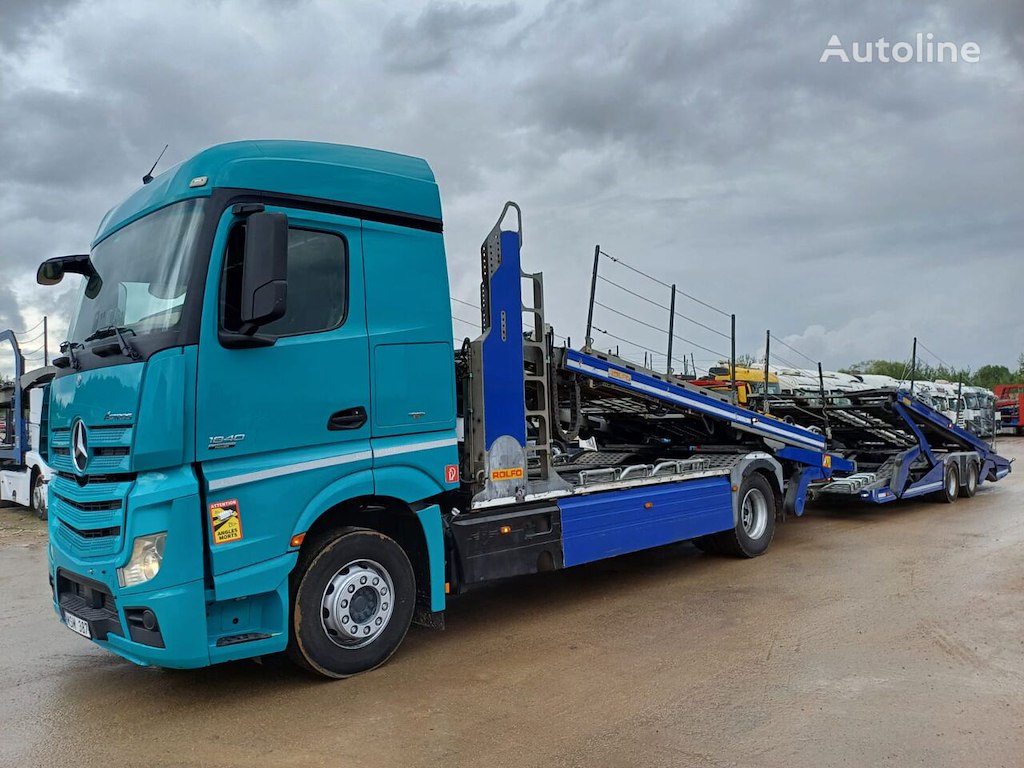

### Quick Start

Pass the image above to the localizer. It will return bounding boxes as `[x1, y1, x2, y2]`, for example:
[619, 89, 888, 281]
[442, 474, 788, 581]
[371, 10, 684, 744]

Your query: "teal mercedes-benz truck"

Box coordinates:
[40, 140, 861, 678]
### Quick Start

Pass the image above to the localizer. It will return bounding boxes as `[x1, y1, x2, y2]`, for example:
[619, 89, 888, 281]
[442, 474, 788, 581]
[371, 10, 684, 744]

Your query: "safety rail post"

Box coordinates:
[763, 329, 771, 414]
[584, 245, 600, 352]
[818, 361, 830, 437]
[730, 313, 737, 403]
[910, 337, 917, 393]
[666, 284, 677, 376]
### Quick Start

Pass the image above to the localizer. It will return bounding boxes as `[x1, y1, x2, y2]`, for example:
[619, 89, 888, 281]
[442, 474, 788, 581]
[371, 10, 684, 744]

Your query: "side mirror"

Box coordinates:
[240, 212, 288, 332]
[37, 254, 103, 298]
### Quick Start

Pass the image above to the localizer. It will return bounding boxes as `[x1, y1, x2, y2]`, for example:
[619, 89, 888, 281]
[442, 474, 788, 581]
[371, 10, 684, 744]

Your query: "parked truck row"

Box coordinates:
[994, 383, 1024, 435]
[0, 330, 52, 518]
[759, 367, 1000, 438]
[30, 140, 1013, 679]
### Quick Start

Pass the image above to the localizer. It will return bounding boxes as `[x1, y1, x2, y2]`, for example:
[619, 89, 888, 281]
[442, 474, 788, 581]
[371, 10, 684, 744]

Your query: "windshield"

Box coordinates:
[68, 199, 206, 344]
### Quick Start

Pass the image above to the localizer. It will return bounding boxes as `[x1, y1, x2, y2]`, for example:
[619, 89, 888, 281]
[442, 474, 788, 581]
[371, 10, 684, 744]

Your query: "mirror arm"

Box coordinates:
[218, 329, 276, 349]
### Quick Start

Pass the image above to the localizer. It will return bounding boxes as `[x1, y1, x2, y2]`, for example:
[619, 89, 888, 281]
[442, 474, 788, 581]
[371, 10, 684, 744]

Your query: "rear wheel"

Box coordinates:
[713, 473, 776, 558]
[30, 474, 46, 520]
[959, 462, 978, 498]
[287, 528, 415, 679]
[934, 463, 959, 504]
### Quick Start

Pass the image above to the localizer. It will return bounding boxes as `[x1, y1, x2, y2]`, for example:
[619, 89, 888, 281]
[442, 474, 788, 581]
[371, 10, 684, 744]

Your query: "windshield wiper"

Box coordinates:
[55, 340, 83, 370]
[84, 325, 141, 361]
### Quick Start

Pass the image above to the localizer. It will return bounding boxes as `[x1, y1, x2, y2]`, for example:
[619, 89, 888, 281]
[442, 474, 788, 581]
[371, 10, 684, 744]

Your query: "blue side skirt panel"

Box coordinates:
[557, 477, 734, 568]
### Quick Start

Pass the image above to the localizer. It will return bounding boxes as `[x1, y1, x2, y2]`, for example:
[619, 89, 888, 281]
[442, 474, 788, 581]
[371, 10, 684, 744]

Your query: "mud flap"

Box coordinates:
[784, 466, 826, 517]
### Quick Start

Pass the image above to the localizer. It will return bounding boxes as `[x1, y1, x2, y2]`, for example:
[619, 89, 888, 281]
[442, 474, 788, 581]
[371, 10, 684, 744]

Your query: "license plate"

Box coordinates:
[64, 611, 91, 639]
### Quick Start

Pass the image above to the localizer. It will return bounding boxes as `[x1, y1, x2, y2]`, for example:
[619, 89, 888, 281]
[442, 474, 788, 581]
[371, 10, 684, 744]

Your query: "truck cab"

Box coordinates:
[40, 141, 458, 674]
[994, 383, 1024, 433]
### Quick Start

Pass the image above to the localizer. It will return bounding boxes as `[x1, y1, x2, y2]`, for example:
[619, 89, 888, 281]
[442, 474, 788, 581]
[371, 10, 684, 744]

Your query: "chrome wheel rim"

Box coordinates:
[967, 466, 977, 493]
[320, 559, 395, 649]
[947, 469, 958, 498]
[32, 480, 44, 512]
[740, 488, 769, 540]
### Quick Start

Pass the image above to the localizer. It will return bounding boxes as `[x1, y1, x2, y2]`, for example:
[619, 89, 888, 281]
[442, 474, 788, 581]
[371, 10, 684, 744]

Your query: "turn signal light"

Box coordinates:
[290, 533, 306, 548]
[499, 525, 512, 534]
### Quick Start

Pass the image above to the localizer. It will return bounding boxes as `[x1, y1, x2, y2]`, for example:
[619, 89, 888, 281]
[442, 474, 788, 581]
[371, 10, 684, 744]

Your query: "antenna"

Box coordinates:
[142, 144, 169, 185]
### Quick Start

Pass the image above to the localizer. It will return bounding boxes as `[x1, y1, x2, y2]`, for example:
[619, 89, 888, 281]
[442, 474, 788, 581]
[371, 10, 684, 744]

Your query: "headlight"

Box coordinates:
[117, 533, 167, 588]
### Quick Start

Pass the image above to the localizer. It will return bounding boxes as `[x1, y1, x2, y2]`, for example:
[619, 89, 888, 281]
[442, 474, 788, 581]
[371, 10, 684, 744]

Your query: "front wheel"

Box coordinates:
[287, 528, 415, 679]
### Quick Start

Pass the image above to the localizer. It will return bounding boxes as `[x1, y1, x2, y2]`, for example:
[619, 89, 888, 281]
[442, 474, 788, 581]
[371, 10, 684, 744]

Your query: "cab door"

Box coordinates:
[196, 205, 371, 575]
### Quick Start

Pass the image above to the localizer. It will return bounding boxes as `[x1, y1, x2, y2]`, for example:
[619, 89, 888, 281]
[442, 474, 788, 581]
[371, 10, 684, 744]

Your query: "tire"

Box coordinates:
[934, 463, 959, 504]
[287, 528, 415, 679]
[713, 473, 776, 558]
[30, 474, 47, 520]
[959, 462, 978, 499]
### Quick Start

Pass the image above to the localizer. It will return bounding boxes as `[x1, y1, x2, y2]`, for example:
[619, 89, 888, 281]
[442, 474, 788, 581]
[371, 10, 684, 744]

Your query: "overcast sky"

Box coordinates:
[1, 0, 1022, 378]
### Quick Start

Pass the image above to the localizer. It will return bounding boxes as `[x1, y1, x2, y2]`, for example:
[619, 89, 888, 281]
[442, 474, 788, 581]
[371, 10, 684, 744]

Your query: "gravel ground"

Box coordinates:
[2, 439, 1022, 768]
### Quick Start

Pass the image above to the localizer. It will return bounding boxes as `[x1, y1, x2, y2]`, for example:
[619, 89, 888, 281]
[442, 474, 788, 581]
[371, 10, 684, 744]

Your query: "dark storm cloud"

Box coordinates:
[0, 0, 75, 47]
[0, 0, 1021, 378]
[381, 2, 519, 73]
[0, 284, 25, 332]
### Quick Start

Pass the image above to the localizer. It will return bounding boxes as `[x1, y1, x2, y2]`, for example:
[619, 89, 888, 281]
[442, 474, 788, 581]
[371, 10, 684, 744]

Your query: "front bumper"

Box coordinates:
[51, 567, 210, 668]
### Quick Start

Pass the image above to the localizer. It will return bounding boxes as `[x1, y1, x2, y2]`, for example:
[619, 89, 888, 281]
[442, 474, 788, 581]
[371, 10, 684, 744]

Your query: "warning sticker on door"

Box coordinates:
[209, 499, 243, 545]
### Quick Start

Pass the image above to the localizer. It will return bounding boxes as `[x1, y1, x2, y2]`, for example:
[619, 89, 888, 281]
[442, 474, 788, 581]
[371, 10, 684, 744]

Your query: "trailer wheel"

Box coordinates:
[287, 528, 415, 679]
[959, 462, 978, 499]
[716, 473, 776, 558]
[30, 474, 46, 520]
[934, 463, 959, 504]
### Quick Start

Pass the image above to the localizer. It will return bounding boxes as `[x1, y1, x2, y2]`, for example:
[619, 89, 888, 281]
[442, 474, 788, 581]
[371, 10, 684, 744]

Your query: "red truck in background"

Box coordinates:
[994, 384, 1024, 434]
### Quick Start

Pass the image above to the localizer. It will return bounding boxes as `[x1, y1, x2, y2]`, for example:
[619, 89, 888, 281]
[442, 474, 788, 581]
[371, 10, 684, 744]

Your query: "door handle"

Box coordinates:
[328, 406, 367, 431]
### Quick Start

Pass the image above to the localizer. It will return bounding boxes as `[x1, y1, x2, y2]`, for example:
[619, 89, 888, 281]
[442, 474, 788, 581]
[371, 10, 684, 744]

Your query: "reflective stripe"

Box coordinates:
[901, 481, 943, 497]
[208, 450, 373, 492]
[373, 437, 458, 458]
[206, 437, 458, 492]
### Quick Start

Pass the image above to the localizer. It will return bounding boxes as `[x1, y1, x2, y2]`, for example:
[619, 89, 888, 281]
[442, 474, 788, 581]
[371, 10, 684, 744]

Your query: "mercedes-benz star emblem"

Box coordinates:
[72, 419, 89, 473]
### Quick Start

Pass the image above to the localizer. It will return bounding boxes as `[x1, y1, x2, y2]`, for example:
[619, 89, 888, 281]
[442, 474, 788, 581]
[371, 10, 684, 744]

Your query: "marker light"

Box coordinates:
[118, 533, 167, 587]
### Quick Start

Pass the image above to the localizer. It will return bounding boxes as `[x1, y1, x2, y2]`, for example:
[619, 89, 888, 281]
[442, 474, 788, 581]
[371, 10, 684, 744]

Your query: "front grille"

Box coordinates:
[57, 471, 137, 486]
[56, 519, 121, 556]
[52, 492, 122, 512]
[93, 447, 130, 457]
[62, 521, 120, 538]
[48, 422, 133, 474]
[48, 420, 132, 558]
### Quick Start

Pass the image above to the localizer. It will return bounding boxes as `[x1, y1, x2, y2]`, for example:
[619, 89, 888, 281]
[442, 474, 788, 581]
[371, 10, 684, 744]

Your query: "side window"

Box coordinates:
[222, 223, 348, 337]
